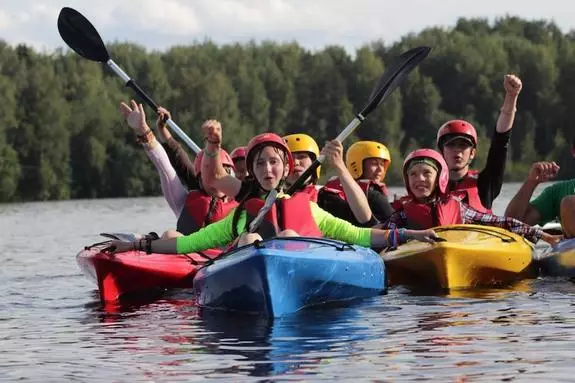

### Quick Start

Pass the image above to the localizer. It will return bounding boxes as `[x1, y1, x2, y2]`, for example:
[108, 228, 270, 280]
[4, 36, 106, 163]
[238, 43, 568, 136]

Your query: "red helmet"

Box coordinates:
[246, 133, 294, 173]
[403, 149, 449, 196]
[230, 146, 247, 160]
[437, 120, 478, 149]
[194, 149, 235, 176]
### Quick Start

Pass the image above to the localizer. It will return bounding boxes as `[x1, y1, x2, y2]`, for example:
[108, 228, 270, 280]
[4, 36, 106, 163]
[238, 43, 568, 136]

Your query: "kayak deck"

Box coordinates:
[77, 244, 220, 302]
[193, 237, 386, 317]
[381, 225, 534, 289]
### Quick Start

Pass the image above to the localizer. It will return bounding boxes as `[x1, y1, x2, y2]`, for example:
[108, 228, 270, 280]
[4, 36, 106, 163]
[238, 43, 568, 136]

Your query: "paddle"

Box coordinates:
[57, 7, 201, 154]
[248, 46, 432, 233]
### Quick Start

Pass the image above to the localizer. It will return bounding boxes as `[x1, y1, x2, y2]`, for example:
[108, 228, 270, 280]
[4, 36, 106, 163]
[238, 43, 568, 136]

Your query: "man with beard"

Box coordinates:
[436, 74, 523, 213]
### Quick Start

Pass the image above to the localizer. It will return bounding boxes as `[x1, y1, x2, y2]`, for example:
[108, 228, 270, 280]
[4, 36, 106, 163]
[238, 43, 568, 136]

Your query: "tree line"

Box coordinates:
[0, 16, 574, 202]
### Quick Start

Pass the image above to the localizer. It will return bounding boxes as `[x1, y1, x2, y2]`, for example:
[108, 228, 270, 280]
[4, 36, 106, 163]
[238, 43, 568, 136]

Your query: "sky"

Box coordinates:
[1, 0, 574, 54]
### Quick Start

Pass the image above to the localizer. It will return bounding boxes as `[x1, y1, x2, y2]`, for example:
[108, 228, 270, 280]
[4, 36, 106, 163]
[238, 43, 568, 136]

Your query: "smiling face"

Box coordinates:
[362, 158, 387, 181]
[407, 163, 438, 200]
[252, 145, 290, 191]
[442, 138, 476, 172]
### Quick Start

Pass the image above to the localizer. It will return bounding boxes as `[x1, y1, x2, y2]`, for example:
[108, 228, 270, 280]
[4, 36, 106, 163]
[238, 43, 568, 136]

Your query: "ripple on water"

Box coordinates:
[3, 194, 575, 381]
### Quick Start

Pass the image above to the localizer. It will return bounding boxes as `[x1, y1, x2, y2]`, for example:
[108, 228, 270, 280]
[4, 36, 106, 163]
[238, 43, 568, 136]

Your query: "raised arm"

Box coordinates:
[496, 74, 522, 134]
[504, 161, 559, 224]
[155, 107, 199, 190]
[200, 120, 242, 198]
[120, 101, 187, 216]
[322, 139, 372, 224]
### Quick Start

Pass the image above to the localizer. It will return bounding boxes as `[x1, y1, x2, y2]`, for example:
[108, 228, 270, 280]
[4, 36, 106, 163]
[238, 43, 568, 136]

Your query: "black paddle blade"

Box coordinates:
[57, 7, 110, 62]
[360, 46, 431, 118]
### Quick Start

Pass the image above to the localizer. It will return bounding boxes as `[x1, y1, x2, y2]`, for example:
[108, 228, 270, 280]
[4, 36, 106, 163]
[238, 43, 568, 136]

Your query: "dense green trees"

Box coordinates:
[1, 16, 574, 202]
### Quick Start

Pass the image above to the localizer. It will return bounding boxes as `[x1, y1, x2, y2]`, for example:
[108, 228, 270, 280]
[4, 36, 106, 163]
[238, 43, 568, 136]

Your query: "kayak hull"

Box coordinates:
[381, 225, 533, 289]
[193, 238, 386, 317]
[536, 238, 575, 277]
[77, 245, 220, 302]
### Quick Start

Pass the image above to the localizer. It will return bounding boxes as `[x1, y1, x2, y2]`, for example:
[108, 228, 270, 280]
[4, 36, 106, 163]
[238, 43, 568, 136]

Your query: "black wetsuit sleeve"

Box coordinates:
[162, 138, 199, 190]
[367, 187, 394, 223]
[477, 128, 511, 209]
[317, 188, 379, 227]
[317, 188, 361, 225]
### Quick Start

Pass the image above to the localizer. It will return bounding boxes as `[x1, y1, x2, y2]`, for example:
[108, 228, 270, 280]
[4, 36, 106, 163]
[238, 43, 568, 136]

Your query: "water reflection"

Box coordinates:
[80, 291, 385, 379]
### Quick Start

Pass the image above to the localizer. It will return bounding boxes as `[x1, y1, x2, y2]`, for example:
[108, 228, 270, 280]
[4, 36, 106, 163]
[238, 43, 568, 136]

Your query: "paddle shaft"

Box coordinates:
[106, 60, 201, 154]
[286, 116, 362, 194]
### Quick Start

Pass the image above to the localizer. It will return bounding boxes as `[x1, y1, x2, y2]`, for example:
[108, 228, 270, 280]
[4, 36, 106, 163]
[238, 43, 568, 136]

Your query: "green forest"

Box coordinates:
[0, 16, 574, 202]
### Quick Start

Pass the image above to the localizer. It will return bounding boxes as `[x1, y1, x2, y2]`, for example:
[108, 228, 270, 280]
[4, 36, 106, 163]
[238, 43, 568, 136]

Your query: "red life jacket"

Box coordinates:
[448, 170, 491, 213]
[322, 177, 389, 201]
[176, 190, 238, 235]
[299, 183, 320, 202]
[396, 195, 463, 229]
[238, 192, 322, 240]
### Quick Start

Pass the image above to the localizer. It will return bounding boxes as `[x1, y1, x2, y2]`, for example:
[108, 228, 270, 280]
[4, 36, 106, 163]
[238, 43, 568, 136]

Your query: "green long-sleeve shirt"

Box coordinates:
[176, 196, 372, 253]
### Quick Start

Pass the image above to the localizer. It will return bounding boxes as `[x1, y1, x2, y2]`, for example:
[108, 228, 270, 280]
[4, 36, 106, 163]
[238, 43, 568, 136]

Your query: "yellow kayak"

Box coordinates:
[381, 224, 534, 289]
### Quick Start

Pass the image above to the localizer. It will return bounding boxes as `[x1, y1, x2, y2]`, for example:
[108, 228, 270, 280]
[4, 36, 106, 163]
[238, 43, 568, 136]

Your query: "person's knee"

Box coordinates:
[237, 232, 262, 246]
[278, 229, 299, 237]
[161, 229, 182, 239]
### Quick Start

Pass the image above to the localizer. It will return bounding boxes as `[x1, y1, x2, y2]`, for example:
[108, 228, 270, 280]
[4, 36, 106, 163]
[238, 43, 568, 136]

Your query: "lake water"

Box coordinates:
[2, 183, 574, 382]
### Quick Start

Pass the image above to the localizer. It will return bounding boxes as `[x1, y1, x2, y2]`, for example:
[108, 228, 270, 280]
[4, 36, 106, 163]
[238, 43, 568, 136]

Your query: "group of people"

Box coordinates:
[110, 74, 571, 255]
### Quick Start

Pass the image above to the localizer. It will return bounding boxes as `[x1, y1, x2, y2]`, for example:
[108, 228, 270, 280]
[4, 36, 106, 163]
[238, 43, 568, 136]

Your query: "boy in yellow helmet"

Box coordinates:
[320, 140, 394, 225]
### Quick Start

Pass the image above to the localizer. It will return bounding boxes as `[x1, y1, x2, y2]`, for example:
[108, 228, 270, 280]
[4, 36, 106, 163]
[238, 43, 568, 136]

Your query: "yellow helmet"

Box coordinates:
[345, 141, 391, 179]
[283, 133, 321, 179]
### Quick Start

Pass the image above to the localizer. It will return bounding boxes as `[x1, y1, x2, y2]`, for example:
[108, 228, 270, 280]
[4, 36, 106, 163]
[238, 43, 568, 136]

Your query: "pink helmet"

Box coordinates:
[230, 146, 247, 160]
[403, 149, 449, 196]
[194, 149, 235, 176]
[246, 133, 294, 172]
[437, 120, 478, 149]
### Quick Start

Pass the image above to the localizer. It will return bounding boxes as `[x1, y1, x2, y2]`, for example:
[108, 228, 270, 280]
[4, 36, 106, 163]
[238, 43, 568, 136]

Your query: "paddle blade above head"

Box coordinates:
[360, 46, 431, 118]
[57, 7, 110, 62]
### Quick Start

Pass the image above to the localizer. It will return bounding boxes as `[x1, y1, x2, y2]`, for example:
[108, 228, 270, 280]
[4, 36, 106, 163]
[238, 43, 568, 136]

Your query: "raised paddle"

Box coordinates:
[57, 7, 201, 154]
[248, 46, 432, 233]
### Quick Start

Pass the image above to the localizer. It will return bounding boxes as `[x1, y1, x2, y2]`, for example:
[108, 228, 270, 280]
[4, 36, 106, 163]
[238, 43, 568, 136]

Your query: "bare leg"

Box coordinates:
[237, 232, 263, 246]
[161, 229, 183, 239]
[560, 196, 575, 238]
[277, 229, 300, 237]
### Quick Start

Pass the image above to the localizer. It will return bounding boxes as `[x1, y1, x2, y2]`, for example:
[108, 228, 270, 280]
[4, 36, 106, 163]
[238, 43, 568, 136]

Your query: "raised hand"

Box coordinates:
[156, 106, 172, 142]
[504, 74, 522, 97]
[321, 139, 345, 170]
[120, 100, 148, 135]
[201, 119, 222, 146]
[527, 161, 560, 184]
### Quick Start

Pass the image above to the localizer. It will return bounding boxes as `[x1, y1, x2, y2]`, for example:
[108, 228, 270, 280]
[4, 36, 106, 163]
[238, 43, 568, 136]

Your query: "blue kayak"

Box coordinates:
[536, 238, 575, 277]
[193, 237, 386, 317]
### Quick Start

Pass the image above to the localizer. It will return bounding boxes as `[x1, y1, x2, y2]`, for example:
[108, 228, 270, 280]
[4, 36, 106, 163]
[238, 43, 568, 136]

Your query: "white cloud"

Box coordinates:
[0, 0, 574, 53]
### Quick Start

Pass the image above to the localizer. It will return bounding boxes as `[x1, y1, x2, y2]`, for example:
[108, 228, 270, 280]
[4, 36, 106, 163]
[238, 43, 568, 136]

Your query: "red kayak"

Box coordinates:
[77, 241, 221, 303]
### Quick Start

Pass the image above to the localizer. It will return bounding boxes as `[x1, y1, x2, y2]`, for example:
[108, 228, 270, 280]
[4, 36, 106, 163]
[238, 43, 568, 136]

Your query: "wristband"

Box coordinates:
[398, 228, 407, 244]
[204, 148, 220, 158]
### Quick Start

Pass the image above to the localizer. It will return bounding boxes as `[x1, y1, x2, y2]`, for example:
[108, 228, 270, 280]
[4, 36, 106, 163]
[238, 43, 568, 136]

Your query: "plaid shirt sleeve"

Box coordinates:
[381, 210, 408, 230]
[461, 204, 543, 243]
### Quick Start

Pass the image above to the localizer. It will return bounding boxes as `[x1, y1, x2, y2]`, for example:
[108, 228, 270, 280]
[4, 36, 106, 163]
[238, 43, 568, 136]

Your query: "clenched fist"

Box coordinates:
[504, 74, 522, 97]
[527, 161, 560, 184]
[202, 119, 222, 146]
